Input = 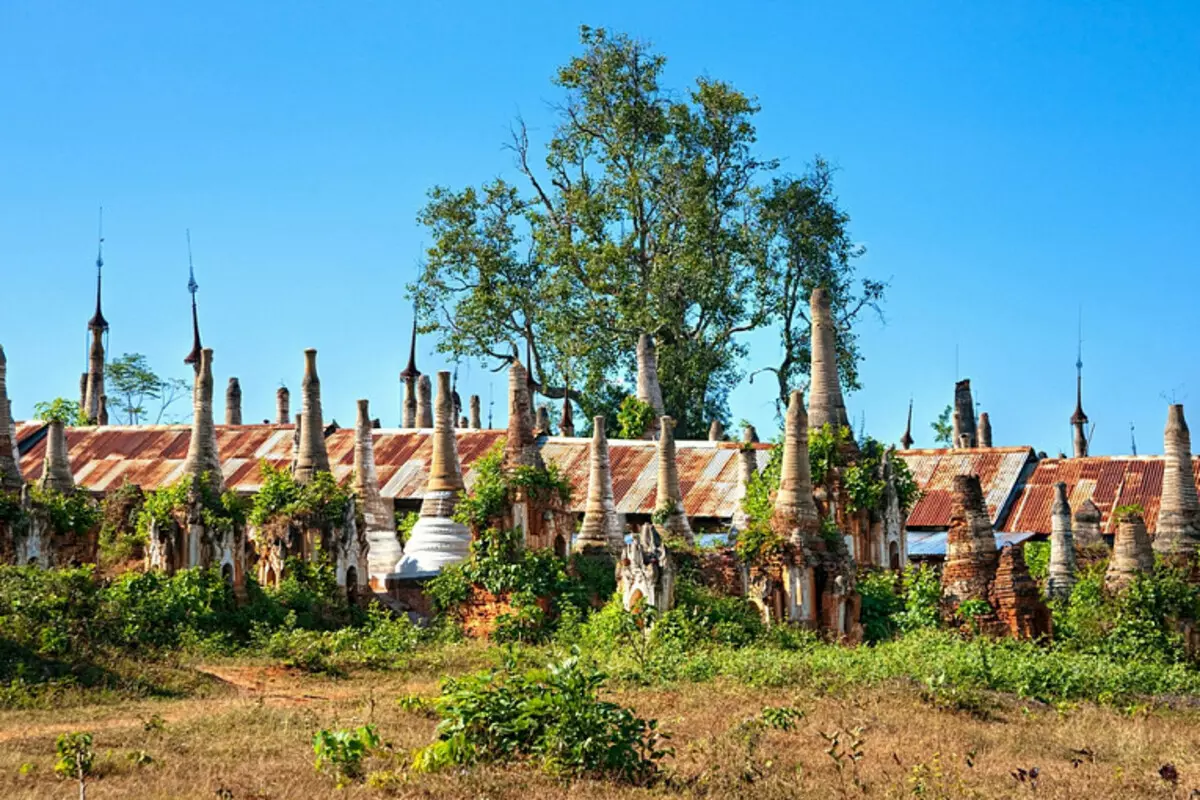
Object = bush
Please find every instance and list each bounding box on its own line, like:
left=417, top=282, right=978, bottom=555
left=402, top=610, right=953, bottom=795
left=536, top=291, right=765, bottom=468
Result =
left=857, top=569, right=902, bottom=643
left=313, top=725, right=380, bottom=788
left=893, top=563, right=941, bottom=633
left=412, top=653, right=668, bottom=783
left=249, top=461, right=352, bottom=528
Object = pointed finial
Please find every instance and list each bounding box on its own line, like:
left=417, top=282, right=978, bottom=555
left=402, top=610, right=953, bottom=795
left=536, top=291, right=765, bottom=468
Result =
left=184, top=229, right=203, bottom=368
left=1131, top=422, right=1137, bottom=456
left=88, top=206, right=108, bottom=331
left=900, top=397, right=914, bottom=450
left=399, top=306, right=419, bottom=380
left=1071, top=308, right=1088, bottom=426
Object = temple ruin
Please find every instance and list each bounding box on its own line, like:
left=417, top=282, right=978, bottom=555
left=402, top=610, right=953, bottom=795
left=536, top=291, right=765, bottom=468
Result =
left=1154, top=404, right=1200, bottom=560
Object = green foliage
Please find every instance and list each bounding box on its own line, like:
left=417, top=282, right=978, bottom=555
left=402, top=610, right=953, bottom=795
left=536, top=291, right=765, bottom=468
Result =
left=394, top=510, right=418, bottom=546
left=0, top=491, right=22, bottom=526
left=54, top=731, right=94, bottom=781
left=809, top=423, right=850, bottom=486
left=313, top=725, right=380, bottom=788
left=412, top=27, right=884, bottom=438
left=857, top=569, right=902, bottom=643
left=1114, top=503, right=1145, bottom=520
left=1023, top=541, right=1050, bottom=582
left=33, top=398, right=88, bottom=426
left=734, top=438, right=782, bottom=532
left=28, top=487, right=100, bottom=538
left=98, top=482, right=146, bottom=567
left=759, top=705, right=805, bottom=731
left=890, top=453, right=921, bottom=513
left=248, top=461, right=352, bottom=528
left=843, top=437, right=886, bottom=513
left=426, top=528, right=589, bottom=643
left=733, top=524, right=785, bottom=563
left=1054, top=563, right=1200, bottom=665
left=412, top=653, right=668, bottom=783
left=616, top=396, right=656, bottom=440
left=453, top=443, right=509, bottom=530
left=893, top=564, right=942, bottom=633
left=931, top=405, right=953, bottom=447
left=106, top=353, right=190, bottom=425
left=957, top=598, right=993, bottom=623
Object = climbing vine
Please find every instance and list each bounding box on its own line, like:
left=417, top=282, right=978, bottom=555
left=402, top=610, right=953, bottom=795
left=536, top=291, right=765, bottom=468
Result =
left=137, top=473, right=249, bottom=537
left=27, top=487, right=101, bottom=538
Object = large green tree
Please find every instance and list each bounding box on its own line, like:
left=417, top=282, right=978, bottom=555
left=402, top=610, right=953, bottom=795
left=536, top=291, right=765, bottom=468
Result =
left=107, top=353, right=189, bottom=425
left=412, top=27, right=883, bottom=437
left=754, top=158, right=884, bottom=418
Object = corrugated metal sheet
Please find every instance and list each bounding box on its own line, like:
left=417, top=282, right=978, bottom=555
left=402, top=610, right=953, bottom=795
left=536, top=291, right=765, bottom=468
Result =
left=998, top=456, right=1200, bottom=534
left=895, top=447, right=1036, bottom=529
left=907, top=531, right=1036, bottom=558
left=16, top=425, right=764, bottom=518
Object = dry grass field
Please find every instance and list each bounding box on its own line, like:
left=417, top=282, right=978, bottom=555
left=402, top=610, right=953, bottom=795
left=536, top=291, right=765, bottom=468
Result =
left=3, top=643, right=1200, bottom=800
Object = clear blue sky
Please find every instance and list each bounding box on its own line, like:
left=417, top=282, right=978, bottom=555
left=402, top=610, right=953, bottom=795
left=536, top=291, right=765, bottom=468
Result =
left=2, top=1, right=1196, bottom=455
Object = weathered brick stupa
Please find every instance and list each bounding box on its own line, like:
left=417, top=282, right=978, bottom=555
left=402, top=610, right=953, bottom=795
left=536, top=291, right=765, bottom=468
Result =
left=393, top=371, right=470, bottom=577
left=416, top=375, right=434, bottom=428
left=1154, top=404, right=1200, bottom=561
left=1073, top=499, right=1103, bottom=550
left=275, top=386, right=290, bottom=425
left=400, top=317, right=419, bottom=429
left=952, top=379, right=977, bottom=449
left=356, top=398, right=400, bottom=588
left=225, top=377, right=242, bottom=425
left=1046, top=482, right=1077, bottom=601
left=807, top=287, right=850, bottom=434
left=942, top=474, right=999, bottom=608
left=468, top=394, right=481, bottom=429
left=37, top=419, right=75, bottom=494
left=654, top=416, right=693, bottom=542
left=0, top=346, right=23, bottom=493
left=293, top=349, right=331, bottom=483
left=1107, top=509, right=1154, bottom=593
left=574, top=416, right=623, bottom=555
left=977, top=412, right=993, bottom=448
left=635, top=333, right=666, bottom=439
left=771, top=390, right=821, bottom=544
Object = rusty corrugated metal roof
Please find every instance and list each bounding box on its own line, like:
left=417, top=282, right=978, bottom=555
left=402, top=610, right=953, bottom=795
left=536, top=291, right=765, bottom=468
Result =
left=896, top=447, right=1037, bottom=530
left=998, top=456, right=1200, bottom=534
left=16, top=425, right=762, bottom=518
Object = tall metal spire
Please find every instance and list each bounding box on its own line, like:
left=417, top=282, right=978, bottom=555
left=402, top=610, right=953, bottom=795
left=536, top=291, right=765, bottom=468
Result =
left=88, top=207, right=108, bottom=332
left=399, top=306, right=419, bottom=380
left=1070, top=310, right=1087, bottom=423
left=900, top=397, right=914, bottom=450
left=1130, top=422, right=1138, bottom=457
left=184, top=230, right=203, bottom=369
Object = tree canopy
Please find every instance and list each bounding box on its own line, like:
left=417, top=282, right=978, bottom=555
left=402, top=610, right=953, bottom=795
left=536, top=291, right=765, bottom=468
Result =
left=412, top=27, right=883, bottom=437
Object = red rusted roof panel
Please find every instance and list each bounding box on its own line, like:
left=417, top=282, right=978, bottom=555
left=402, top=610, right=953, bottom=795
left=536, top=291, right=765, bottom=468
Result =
left=896, top=447, right=1035, bottom=529
left=998, top=456, right=1200, bottom=534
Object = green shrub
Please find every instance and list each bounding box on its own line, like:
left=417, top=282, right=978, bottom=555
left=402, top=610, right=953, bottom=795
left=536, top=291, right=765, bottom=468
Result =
left=412, top=654, right=668, bottom=783
left=857, top=569, right=902, bottom=643
left=1024, top=541, right=1050, bottom=582
left=54, top=731, right=94, bottom=782
left=28, top=487, right=101, bottom=538
left=893, top=563, right=941, bottom=633
left=249, top=461, right=351, bottom=528
left=313, top=725, right=380, bottom=788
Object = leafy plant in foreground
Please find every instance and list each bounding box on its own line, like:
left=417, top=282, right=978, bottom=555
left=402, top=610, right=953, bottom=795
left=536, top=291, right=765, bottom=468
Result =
left=313, top=725, right=381, bottom=788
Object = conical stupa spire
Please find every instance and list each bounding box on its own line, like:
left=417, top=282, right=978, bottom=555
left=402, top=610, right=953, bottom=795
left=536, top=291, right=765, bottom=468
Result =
left=771, top=390, right=820, bottom=543
left=1046, top=482, right=1077, bottom=600
left=181, top=348, right=225, bottom=496
left=575, top=416, right=621, bottom=554
left=293, top=349, right=330, bottom=484
left=355, top=398, right=400, bottom=583
left=183, top=230, right=203, bottom=371
left=400, top=314, right=419, bottom=428
left=38, top=419, right=75, bottom=493
left=654, top=416, right=692, bottom=541
left=504, top=359, right=543, bottom=470
left=0, top=346, right=23, bottom=493
left=394, top=371, right=471, bottom=577
left=1154, top=404, right=1200, bottom=558
left=808, top=287, right=850, bottom=433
